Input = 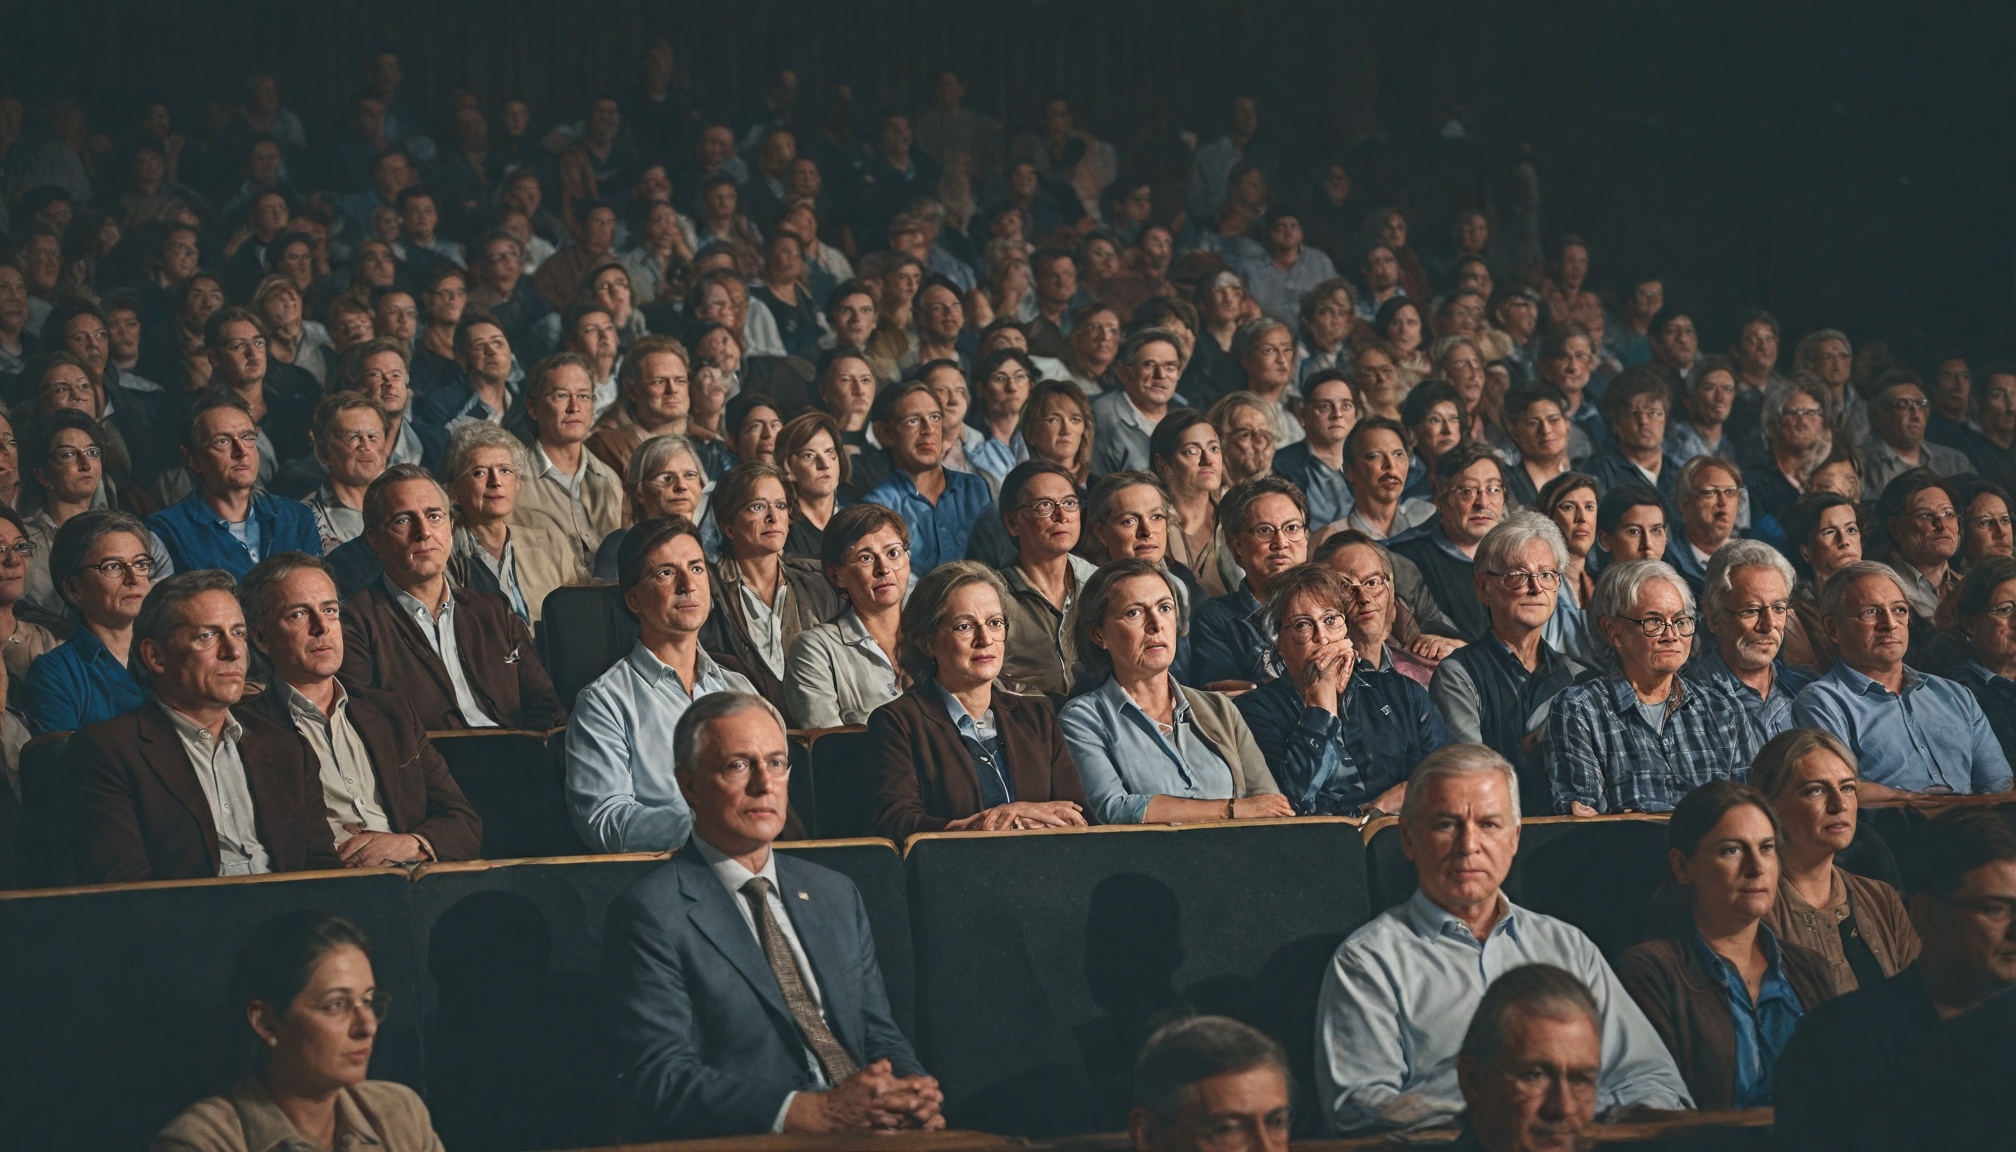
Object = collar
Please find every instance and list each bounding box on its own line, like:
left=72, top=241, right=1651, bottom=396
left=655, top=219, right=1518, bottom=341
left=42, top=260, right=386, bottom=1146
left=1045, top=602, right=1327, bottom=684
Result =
left=625, top=638, right=721, bottom=692
left=282, top=679, right=348, bottom=724
left=1962, top=660, right=2016, bottom=688
left=1094, top=672, right=1193, bottom=725
left=1829, top=659, right=1924, bottom=699
left=690, top=830, right=781, bottom=895
left=229, top=1077, right=384, bottom=1152
left=387, top=576, right=452, bottom=621
left=838, top=607, right=894, bottom=662
left=932, top=678, right=996, bottom=738
left=162, top=700, right=244, bottom=747
left=1691, top=924, right=1789, bottom=992
left=190, top=486, right=264, bottom=528
left=1403, top=886, right=1518, bottom=944
left=1602, top=672, right=1692, bottom=714
left=533, top=441, right=579, bottom=482
left=1429, top=522, right=1475, bottom=564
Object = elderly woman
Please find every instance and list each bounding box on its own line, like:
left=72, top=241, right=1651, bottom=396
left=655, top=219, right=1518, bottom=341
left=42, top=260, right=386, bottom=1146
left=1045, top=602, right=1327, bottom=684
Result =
left=0, top=504, right=54, bottom=684
left=1778, top=492, right=1863, bottom=672
left=21, top=510, right=155, bottom=733
left=1207, top=390, right=1279, bottom=489
left=1232, top=317, right=1304, bottom=450
left=1540, top=470, right=1602, bottom=612
left=1153, top=409, right=1239, bottom=601
left=1547, top=559, right=1759, bottom=814
left=152, top=911, right=442, bottom=1152
left=776, top=411, right=850, bottom=561
left=870, top=560, right=1088, bottom=839
left=787, top=504, right=910, bottom=730
left=592, top=434, right=709, bottom=582
left=699, top=462, right=840, bottom=704
left=1235, top=559, right=1454, bottom=816
left=1749, top=728, right=1920, bottom=996
left=1619, top=781, right=1836, bottom=1110
left=1949, top=555, right=2016, bottom=766
left=970, top=347, right=1035, bottom=484
left=438, top=421, right=536, bottom=619
left=1060, top=560, right=1291, bottom=825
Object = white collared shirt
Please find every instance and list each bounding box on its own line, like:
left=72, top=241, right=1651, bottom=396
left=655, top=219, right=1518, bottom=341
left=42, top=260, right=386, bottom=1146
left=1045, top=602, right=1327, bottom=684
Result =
left=162, top=704, right=272, bottom=876
left=390, top=580, right=500, bottom=728
left=284, top=682, right=393, bottom=845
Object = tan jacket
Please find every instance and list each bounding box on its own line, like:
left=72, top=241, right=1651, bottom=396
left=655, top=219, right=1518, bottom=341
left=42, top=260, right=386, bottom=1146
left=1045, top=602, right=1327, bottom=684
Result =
left=1000, top=554, right=1098, bottom=697
left=508, top=444, right=623, bottom=622
left=1765, top=866, right=1922, bottom=996
left=584, top=403, right=647, bottom=488
left=153, top=1077, right=443, bottom=1152
left=1176, top=682, right=1282, bottom=800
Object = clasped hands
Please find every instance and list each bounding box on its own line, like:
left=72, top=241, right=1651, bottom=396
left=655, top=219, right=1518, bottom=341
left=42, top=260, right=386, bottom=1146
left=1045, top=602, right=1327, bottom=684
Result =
left=786, top=1059, right=946, bottom=1132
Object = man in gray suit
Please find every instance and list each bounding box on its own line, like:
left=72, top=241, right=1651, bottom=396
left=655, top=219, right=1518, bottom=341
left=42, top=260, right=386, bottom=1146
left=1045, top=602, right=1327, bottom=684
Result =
left=603, top=691, right=944, bottom=1137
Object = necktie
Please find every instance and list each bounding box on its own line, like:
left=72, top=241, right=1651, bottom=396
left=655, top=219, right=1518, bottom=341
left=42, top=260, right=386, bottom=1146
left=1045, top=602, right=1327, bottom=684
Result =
left=741, top=877, right=859, bottom=1083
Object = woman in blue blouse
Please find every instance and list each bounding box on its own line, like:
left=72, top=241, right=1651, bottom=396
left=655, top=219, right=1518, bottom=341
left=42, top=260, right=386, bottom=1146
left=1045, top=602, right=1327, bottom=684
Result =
left=21, top=510, right=155, bottom=733
left=1059, top=559, right=1291, bottom=825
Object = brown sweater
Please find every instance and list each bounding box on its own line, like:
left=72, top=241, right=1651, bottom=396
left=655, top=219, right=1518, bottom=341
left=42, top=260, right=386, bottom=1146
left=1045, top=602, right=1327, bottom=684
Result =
left=1764, top=866, right=1921, bottom=996
left=1617, top=929, right=1836, bottom=1111
left=869, top=684, right=1088, bottom=840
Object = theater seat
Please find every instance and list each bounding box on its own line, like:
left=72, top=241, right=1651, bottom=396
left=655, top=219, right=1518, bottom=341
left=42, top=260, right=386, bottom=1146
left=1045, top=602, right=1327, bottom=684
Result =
left=795, top=726, right=879, bottom=841
left=17, top=733, right=74, bottom=889
left=538, top=583, right=637, bottom=709
left=903, top=818, right=1370, bottom=1136
left=430, top=729, right=585, bottom=859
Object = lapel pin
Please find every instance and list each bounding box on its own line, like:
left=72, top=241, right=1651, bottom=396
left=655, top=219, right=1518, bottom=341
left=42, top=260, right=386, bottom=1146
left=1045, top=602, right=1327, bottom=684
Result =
left=798, top=891, right=809, bottom=901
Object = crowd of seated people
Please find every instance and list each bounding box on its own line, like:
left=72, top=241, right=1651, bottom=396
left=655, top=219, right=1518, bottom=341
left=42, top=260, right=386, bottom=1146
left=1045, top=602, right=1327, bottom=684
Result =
left=0, top=42, right=2011, bottom=1148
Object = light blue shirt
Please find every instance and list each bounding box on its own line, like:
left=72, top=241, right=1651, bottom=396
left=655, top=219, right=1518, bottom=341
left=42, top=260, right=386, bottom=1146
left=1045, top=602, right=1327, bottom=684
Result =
left=1058, top=675, right=1237, bottom=824
left=859, top=467, right=994, bottom=576
left=1792, top=661, right=2014, bottom=794
left=225, top=513, right=263, bottom=565
left=564, top=641, right=756, bottom=853
left=969, top=431, right=1028, bottom=486
left=1240, top=246, right=1340, bottom=325
left=1316, top=888, right=1692, bottom=1133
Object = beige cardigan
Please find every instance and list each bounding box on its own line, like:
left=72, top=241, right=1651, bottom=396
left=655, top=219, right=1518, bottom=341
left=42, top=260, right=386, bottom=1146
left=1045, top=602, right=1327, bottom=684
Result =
left=153, top=1077, right=443, bottom=1152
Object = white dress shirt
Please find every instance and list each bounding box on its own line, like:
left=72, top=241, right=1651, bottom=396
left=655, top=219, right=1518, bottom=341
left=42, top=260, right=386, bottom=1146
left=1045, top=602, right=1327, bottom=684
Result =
left=162, top=704, right=272, bottom=876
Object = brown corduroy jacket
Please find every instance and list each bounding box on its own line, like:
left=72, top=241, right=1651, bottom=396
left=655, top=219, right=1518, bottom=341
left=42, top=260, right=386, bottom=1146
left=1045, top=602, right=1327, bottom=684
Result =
left=339, top=582, right=564, bottom=732
left=869, top=684, right=1088, bottom=841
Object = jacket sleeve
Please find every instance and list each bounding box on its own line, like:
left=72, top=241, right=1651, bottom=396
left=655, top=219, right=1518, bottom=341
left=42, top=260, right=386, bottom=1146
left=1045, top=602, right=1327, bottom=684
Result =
left=1032, top=697, right=1088, bottom=809
left=1577, top=934, right=1695, bottom=1113
left=1221, top=700, right=1283, bottom=798
left=846, top=878, right=924, bottom=1078
left=507, top=610, right=565, bottom=729
left=338, top=607, right=378, bottom=691
left=399, top=702, right=484, bottom=861
left=1614, top=943, right=1689, bottom=1083
left=21, top=650, right=83, bottom=735
left=70, top=726, right=150, bottom=883
left=1236, top=688, right=1337, bottom=814
left=1428, top=659, right=1485, bottom=744
left=603, top=888, right=789, bottom=1137
left=785, top=630, right=845, bottom=732
left=1187, top=602, right=1246, bottom=686
left=870, top=700, right=945, bottom=840
left=285, top=728, right=342, bottom=871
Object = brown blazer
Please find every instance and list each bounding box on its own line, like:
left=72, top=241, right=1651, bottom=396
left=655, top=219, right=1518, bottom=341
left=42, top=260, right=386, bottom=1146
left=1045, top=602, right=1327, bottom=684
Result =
left=1617, top=929, right=1837, bottom=1111
left=70, top=698, right=341, bottom=883
left=339, top=582, right=564, bottom=732
left=700, top=556, right=842, bottom=704
left=240, top=681, right=484, bottom=862
left=869, top=684, right=1088, bottom=840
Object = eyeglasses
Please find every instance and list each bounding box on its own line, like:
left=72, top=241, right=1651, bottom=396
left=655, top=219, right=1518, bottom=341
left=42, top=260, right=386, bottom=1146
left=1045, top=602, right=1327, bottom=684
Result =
left=1335, top=573, right=1388, bottom=598
left=44, top=383, right=94, bottom=401
left=0, top=541, right=34, bottom=558
left=1884, top=398, right=1930, bottom=412
left=1016, top=496, right=1080, bottom=519
left=1691, top=484, right=1743, bottom=503
left=1487, top=569, right=1562, bottom=591
left=81, top=556, right=154, bottom=580
left=1243, top=520, right=1306, bottom=542
left=713, top=754, right=792, bottom=782
left=1910, top=508, right=1960, bottom=526
left=1780, top=406, right=1824, bottom=420
left=1612, top=612, right=1697, bottom=637
left=1844, top=603, right=1912, bottom=625
left=1284, top=610, right=1349, bottom=641
left=941, top=615, right=1007, bottom=639
left=50, top=445, right=101, bottom=466
left=1445, top=483, right=1506, bottom=502
left=310, top=990, right=393, bottom=1020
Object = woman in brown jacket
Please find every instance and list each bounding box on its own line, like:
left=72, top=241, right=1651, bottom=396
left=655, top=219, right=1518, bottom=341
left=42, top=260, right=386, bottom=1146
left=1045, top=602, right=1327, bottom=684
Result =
left=870, top=560, right=1089, bottom=840
left=1619, top=781, right=1836, bottom=1111
left=1751, top=728, right=1921, bottom=994
left=698, top=462, right=840, bottom=707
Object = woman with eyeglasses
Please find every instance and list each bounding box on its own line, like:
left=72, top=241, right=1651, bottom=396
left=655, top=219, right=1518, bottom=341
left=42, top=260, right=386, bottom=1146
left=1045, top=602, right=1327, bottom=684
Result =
left=21, top=510, right=157, bottom=733
left=1546, top=559, right=1760, bottom=814
left=698, top=462, right=840, bottom=709
left=19, top=409, right=151, bottom=617
left=0, top=503, right=54, bottom=687
left=152, top=911, right=443, bottom=1152
left=996, top=460, right=1100, bottom=697
left=787, top=504, right=910, bottom=730
left=592, top=433, right=711, bottom=582
left=871, top=560, right=1087, bottom=839
left=1061, top=560, right=1289, bottom=825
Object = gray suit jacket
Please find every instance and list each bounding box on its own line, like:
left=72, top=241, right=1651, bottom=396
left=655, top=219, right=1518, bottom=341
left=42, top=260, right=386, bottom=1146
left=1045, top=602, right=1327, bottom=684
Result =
left=603, top=848, right=922, bottom=1138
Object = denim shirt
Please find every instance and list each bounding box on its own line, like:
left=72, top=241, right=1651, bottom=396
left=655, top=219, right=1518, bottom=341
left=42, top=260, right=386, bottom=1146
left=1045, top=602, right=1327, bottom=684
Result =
left=1693, top=927, right=1805, bottom=1107
left=1059, top=675, right=1237, bottom=824
left=20, top=626, right=147, bottom=734
left=859, top=466, right=994, bottom=575
left=148, top=489, right=323, bottom=578
left=1234, top=657, right=1456, bottom=815
left=1686, top=649, right=1817, bottom=747
left=1792, top=661, right=2015, bottom=794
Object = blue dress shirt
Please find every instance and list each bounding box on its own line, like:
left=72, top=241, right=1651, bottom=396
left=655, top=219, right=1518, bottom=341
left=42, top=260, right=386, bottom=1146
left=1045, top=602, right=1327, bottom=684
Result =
left=1686, top=649, right=1816, bottom=748
left=968, top=431, right=1028, bottom=486
left=1694, top=927, right=1805, bottom=1108
left=1190, top=582, right=1282, bottom=686
left=1272, top=441, right=1355, bottom=530
left=1058, top=675, right=1237, bottom=824
left=1234, top=658, right=1455, bottom=814
left=147, top=489, right=322, bottom=578
left=1791, top=662, right=2014, bottom=794
left=21, top=627, right=147, bottom=734
left=859, top=466, right=993, bottom=575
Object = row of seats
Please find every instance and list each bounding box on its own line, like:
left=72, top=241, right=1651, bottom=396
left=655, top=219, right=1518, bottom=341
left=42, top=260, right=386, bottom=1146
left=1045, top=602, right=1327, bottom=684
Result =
left=3, top=807, right=1944, bottom=1151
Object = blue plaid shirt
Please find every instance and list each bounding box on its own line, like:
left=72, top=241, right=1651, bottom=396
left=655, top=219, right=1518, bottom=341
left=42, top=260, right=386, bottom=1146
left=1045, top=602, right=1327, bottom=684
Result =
left=1547, top=671, right=1761, bottom=813
left=1685, top=649, right=1817, bottom=748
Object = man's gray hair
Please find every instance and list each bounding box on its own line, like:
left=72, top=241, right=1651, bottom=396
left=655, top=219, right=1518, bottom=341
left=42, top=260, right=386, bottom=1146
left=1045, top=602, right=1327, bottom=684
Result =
left=1400, top=743, right=1522, bottom=826
left=1474, top=509, right=1568, bottom=579
left=1702, top=538, right=1798, bottom=623
left=1458, top=964, right=1601, bottom=1066
left=629, top=434, right=706, bottom=491
left=671, top=691, right=788, bottom=778
left=1818, top=559, right=1908, bottom=620
left=362, top=463, right=452, bottom=532
left=1131, top=1015, right=1289, bottom=1121
left=1589, top=559, right=1694, bottom=629
left=443, top=419, right=529, bottom=484
left=135, top=569, right=240, bottom=652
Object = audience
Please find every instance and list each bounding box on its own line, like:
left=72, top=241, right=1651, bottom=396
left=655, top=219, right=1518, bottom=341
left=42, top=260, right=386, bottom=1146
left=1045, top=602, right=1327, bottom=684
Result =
left=1947, top=554, right=2016, bottom=763
left=1127, top=1016, right=1291, bottom=1152
left=237, top=551, right=481, bottom=866
left=1663, top=455, right=1743, bottom=597
left=1618, top=781, right=1836, bottom=1108
left=1791, top=560, right=2013, bottom=797
left=1152, top=408, right=1237, bottom=599
left=1094, top=329, right=1184, bottom=475
left=604, top=691, right=943, bottom=1137
left=72, top=570, right=338, bottom=881
left=21, top=510, right=154, bottom=733
left=149, top=392, right=321, bottom=577
left=1339, top=416, right=1432, bottom=541
left=1269, top=369, right=1357, bottom=531
left=151, top=911, right=444, bottom=1151
left=1777, top=491, right=1863, bottom=671
left=338, top=465, right=561, bottom=731
left=1453, top=965, right=1605, bottom=1152
left=1316, top=744, right=1690, bottom=1133
left=1774, top=808, right=2016, bottom=1151
left=786, top=504, right=910, bottom=729
left=567, top=515, right=754, bottom=854
left=997, top=460, right=1099, bottom=695
left=858, top=380, right=991, bottom=572
left=1750, top=729, right=1920, bottom=995
left=440, top=421, right=535, bottom=616
left=1548, top=559, right=1759, bottom=813
left=0, top=504, right=55, bottom=684
left=1430, top=512, right=1590, bottom=812
left=870, top=560, right=1086, bottom=838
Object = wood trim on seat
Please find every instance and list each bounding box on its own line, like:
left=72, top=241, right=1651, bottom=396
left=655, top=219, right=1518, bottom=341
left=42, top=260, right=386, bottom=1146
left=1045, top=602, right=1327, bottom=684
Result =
left=900, top=814, right=1363, bottom=858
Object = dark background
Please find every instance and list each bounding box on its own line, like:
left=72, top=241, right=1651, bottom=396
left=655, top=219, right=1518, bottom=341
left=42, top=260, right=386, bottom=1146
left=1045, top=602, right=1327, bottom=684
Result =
left=1, top=0, right=2010, bottom=364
